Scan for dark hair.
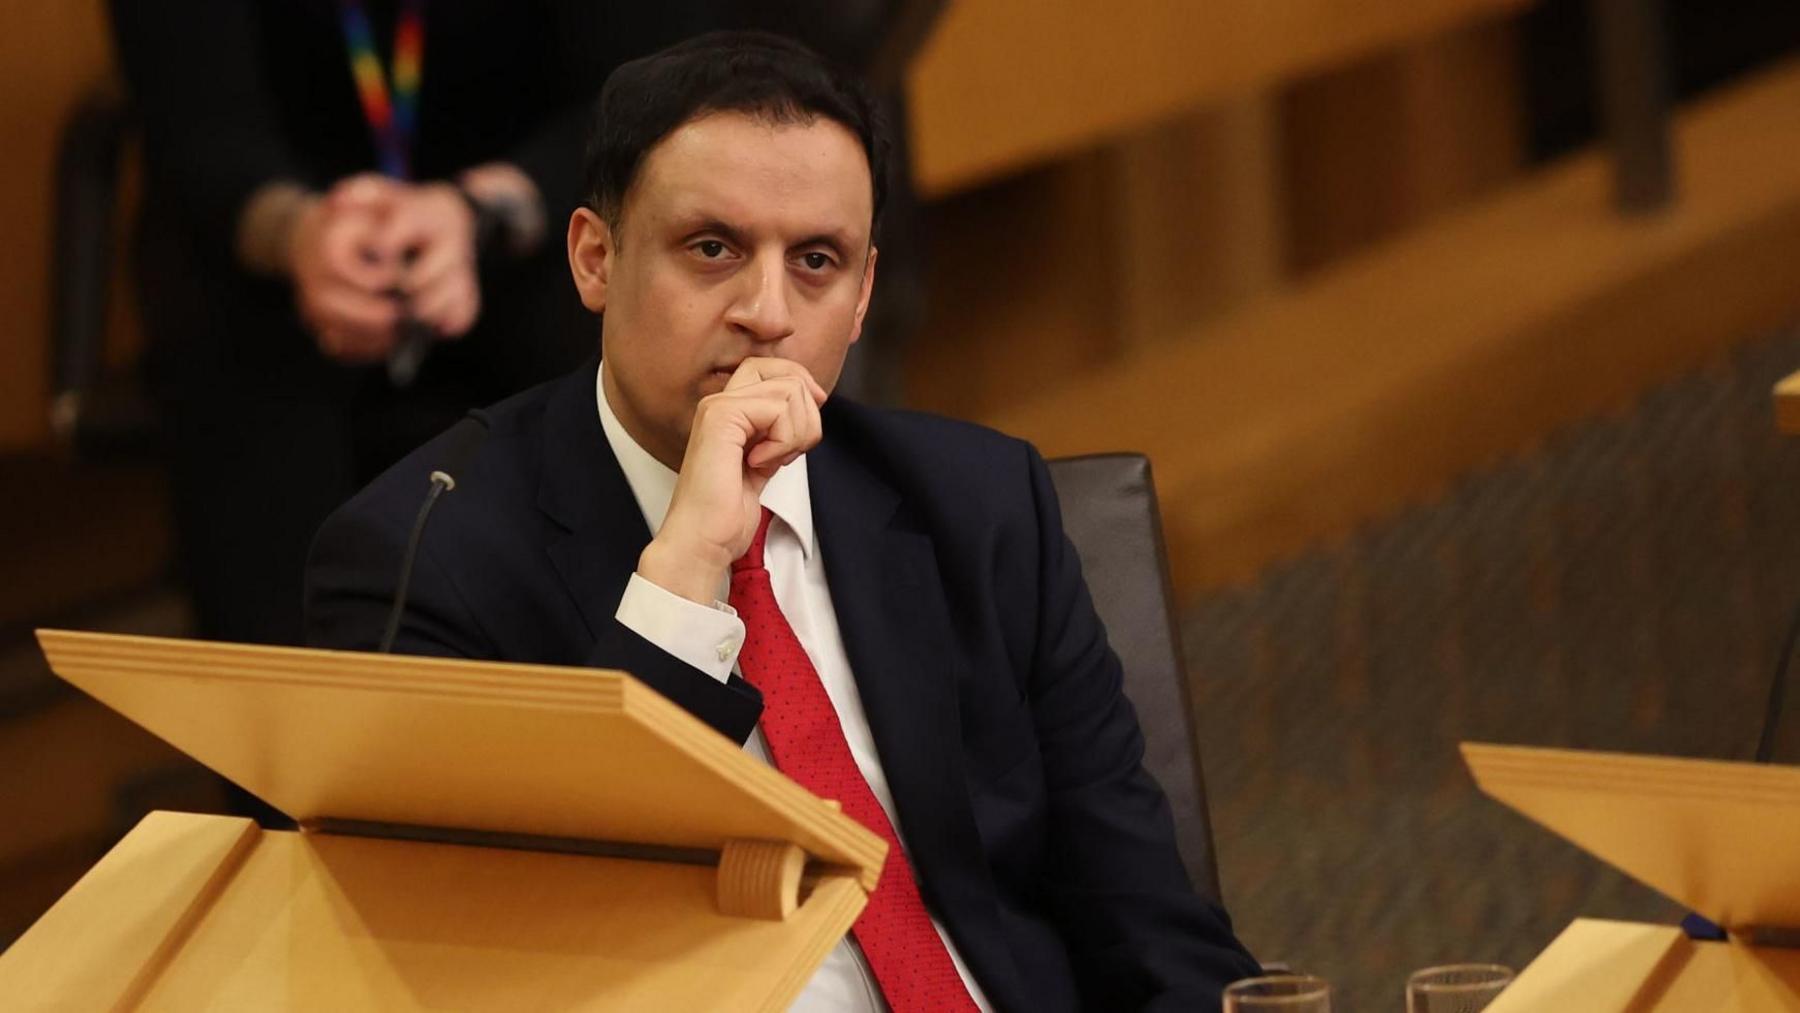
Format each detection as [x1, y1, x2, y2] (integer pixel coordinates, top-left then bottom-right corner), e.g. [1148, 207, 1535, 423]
[583, 31, 890, 235]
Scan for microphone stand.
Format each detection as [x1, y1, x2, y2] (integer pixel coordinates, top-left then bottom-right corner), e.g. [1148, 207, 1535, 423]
[377, 412, 489, 653]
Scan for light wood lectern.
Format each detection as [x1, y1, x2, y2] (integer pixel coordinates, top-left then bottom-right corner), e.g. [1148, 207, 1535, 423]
[1465, 742, 1800, 1011]
[0, 629, 887, 1010]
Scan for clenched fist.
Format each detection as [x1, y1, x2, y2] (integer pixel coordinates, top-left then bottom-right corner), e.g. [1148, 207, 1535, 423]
[636, 357, 827, 603]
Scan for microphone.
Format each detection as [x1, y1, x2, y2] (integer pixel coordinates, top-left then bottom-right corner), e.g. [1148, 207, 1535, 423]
[378, 411, 491, 653]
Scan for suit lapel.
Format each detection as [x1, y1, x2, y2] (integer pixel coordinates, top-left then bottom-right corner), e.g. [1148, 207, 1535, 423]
[536, 358, 653, 641]
[533, 378, 1028, 1004]
[809, 417, 1027, 1009]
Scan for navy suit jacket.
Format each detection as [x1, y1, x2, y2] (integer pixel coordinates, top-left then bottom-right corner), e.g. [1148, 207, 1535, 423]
[304, 359, 1259, 1011]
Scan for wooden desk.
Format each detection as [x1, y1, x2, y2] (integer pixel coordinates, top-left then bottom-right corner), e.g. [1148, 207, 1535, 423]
[1466, 743, 1800, 1011]
[1492, 919, 1800, 1012]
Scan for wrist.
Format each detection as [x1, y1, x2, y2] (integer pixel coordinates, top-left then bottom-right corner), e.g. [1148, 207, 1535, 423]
[637, 536, 731, 606]
[448, 180, 504, 259]
[414, 180, 474, 231]
[455, 163, 544, 257]
[238, 182, 322, 277]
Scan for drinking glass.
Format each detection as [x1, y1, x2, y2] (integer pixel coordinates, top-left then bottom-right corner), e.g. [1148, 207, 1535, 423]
[1222, 974, 1331, 1013]
[1405, 963, 1515, 1013]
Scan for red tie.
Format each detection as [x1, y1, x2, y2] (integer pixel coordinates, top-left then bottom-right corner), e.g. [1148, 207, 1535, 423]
[730, 508, 979, 1012]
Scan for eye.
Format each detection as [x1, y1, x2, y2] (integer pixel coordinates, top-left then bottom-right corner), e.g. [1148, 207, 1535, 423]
[799, 251, 833, 271]
[695, 240, 728, 259]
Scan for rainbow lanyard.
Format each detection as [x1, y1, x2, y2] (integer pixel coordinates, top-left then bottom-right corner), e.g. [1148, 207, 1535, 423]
[340, 0, 426, 179]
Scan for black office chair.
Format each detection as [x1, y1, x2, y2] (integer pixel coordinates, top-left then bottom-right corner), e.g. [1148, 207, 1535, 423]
[49, 84, 156, 461]
[1047, 452, 1223, 903]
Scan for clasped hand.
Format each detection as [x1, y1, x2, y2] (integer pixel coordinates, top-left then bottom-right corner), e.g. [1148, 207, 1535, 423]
[288, 174, 480, 363]
[637, 358, 828, 603]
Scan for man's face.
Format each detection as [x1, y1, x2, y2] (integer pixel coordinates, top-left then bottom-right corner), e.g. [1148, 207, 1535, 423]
[572, 110, 878, 466]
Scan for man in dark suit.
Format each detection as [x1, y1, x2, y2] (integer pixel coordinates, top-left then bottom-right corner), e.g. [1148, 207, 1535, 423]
[306, 31, 1258, 1011]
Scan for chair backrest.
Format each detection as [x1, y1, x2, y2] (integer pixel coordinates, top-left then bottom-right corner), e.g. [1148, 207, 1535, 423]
[50, 86, 157, 460]
[1046, 452, 1221, 901]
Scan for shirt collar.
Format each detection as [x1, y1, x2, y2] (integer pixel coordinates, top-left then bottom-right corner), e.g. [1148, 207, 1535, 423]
[596, 362, 814, 559]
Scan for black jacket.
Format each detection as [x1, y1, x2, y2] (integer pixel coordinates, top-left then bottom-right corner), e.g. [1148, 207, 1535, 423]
[305, 359, 1259, 1010]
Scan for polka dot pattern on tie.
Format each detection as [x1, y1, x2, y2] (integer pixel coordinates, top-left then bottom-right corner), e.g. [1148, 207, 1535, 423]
[730, 507, 978, 1013]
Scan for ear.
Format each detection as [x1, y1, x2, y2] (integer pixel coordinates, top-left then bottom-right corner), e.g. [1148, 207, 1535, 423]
[847, 245, 879, 346]
[566, 206, 615, 313]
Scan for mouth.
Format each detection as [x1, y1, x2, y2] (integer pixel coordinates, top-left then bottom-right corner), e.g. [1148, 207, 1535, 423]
[705, 358, 751, 384]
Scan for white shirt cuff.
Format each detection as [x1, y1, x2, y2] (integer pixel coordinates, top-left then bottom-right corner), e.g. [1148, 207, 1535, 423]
[614, 572, 745, 684]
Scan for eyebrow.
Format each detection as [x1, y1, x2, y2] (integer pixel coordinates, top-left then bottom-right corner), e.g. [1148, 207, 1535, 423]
[675, 216, 860, 259]
[796, 231, 856, 260]
[678, 218, 750, 250]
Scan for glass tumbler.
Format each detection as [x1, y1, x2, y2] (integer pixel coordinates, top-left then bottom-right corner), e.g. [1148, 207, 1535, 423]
[1223, 974, 1331, 1013]
[1405, 963, 1515, 1013]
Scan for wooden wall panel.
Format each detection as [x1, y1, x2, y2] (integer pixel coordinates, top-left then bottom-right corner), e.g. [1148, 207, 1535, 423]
[908, 97, 1293, 420]
[1102, 98, 1286, 351]
[1283, 16, 1525, 272]
[910, 18, 1525, 423]
[906, 0, 1534, 197]
[907, 156, 1122, 419]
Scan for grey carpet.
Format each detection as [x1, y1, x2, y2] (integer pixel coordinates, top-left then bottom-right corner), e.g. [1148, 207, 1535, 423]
[1183, 327, 1800, 1010]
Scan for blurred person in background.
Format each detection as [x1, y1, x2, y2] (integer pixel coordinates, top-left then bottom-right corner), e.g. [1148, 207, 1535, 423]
[107, 2, 713, 651]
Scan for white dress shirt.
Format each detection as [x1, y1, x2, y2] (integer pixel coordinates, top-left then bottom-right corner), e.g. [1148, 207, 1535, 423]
[599, 365, 994, 1013]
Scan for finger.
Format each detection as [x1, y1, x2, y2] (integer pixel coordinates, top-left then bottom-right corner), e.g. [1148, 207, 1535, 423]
[310, 287, 402, 341]
[315, 329, 388, 364]
[787, 377, 824, 461]
[317, 283, 403, 330]
[374, 188, 470, 263]
[369, 203, 425, 262]
[697, 383, 818, 451]
[746, 401, 796, 470]
[723, 357, 772, 392]
[289, 203, 391, 291]
[797, 382, 823, 452]
[725, 356, 828, 404]
[321, 213, 401, 290]
[685, 392, 780, 482]
[775, 373, 821, 452]
[741, 379, 817, 468]
[312, 319, 393, 363]
[402, 232, 474, 294]
[408, 273, 480, 338]
[366, 189, 450, 261]
[449, 286, 480, 336]
[770, 375, 818, 464]
[703, 388, 791, 449]
[724, 357, 825, 402]
[325, 173, 401, 212]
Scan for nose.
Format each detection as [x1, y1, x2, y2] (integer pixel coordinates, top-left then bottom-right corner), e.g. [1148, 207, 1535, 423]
[725, 253, 795, 343]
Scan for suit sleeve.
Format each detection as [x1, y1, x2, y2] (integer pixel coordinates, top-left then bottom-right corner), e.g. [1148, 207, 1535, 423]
[303, 497, 763, 743]
[108, 0, 306, 259]
[1017, 445, 1262, 1009]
